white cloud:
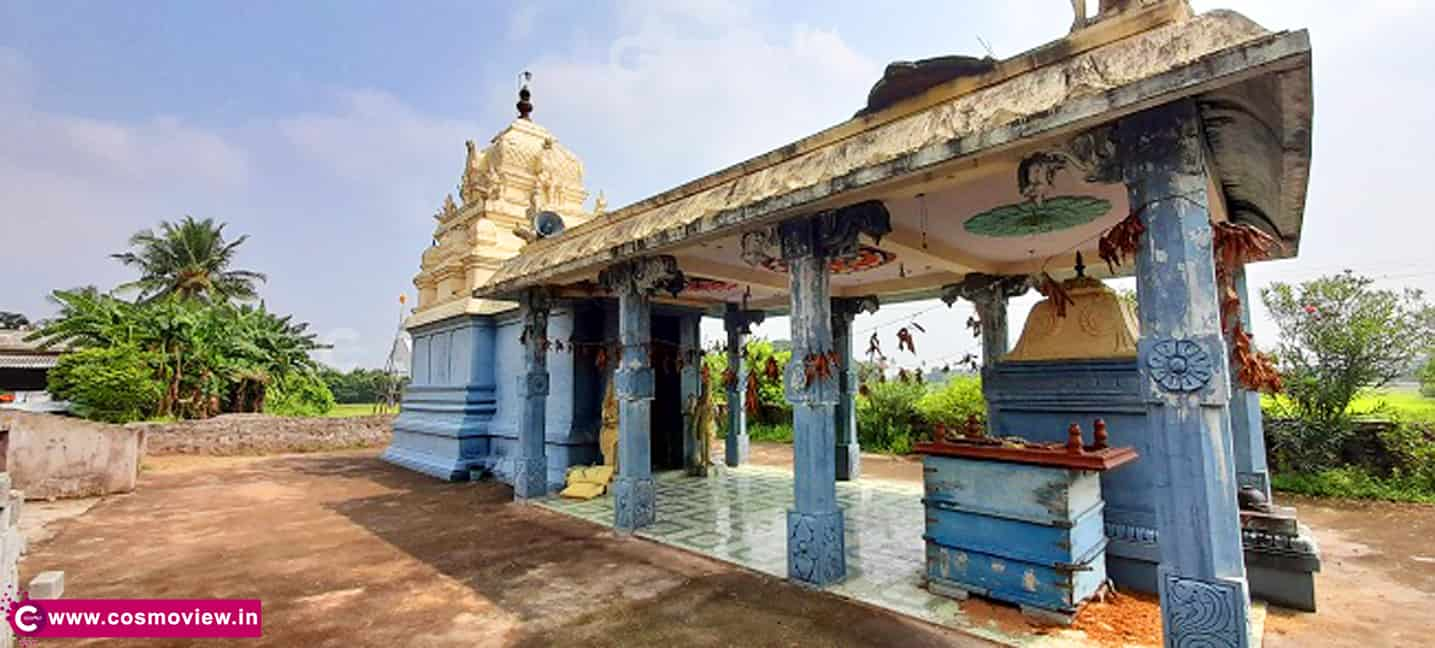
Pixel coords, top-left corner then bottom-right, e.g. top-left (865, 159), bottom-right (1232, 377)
top-left (0, 49), bottom-right (251, 314)
top-left (512, 2), bottom-right (879, 205)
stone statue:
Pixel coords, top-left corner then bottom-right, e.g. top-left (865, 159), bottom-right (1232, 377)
top-left (483, 164), bottom-right (503, 201)
top-left (460, 140), bottom-right (482, 204)
top-left (513, 189), bottom-right (541, 243)
top-left (686, 369), bottom-right (716, 477)
top-left (535, 139), bottom-right (560, 205)
top-left (593, 191), bottom-right (607, 217)
top-left (600, 375), bottom-right (619, 468)
top-left (1071, 0), bottom-right (1144, 32)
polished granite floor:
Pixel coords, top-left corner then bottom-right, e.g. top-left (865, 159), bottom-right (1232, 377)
top-left (537, 463), bottom-right (1266, 647)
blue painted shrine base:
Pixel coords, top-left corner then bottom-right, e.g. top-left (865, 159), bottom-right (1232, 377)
top-left (385, 309), bottom-right (603, 490)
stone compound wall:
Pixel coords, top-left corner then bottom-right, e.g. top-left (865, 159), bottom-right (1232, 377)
top-left (0, 412), bottom-right (144, 500)
top-left (134, 414), bottom-right (394, 456)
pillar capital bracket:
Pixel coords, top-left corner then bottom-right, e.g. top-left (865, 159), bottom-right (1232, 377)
top-left (940, 273), bottom-right (1030, 308)
top-left (599, 255), bottom-right (686, 297)
top-left (831, 295), bottom-right (878, 336)
top-left (777, 200), bottom-right (892, 262)
top-left (722, 305), bottom-right (766, 335)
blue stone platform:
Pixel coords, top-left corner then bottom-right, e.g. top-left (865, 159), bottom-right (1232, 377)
top-left (385, 307), bottom-right (604, 490)
top-left (535, 463), bottom-right (1266, 647)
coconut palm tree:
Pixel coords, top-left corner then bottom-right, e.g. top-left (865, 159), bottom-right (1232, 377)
top-left (112, 216), bottom-right (266, 303)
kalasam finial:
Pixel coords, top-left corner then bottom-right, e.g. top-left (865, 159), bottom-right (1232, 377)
top-left (517, 71), bottom-right (533, 120)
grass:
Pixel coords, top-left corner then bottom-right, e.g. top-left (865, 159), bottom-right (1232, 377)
top-left (1348, 386), bottom-right (1435, 421)
top-left (325, 402), bottom-right (387, 418)
top-left (1262, 385), bottom-right (1435, 422)
top-left (1272, 467), bottom-right (1435, 504)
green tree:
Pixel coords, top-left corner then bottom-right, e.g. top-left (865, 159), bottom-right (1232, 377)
top-left (29, 290), bottom-right (328, 421)
top-left (47, 345), bottom-right (164, 423)
top-left (1262, 271), bottom-right (1434, 427)
top-left (855, 380), bottom-right (927, 454)
top-left (112, 216), bottom-right (267, 303)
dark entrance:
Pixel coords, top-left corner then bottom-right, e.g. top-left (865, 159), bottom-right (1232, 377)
top-left (650, 314), bottom-right (684, 471)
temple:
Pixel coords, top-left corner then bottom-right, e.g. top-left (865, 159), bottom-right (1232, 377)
top-left (386, 1), bottom-right (1318, 643)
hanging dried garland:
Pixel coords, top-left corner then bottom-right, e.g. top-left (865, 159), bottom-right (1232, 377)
top-left (896, 327), bottom-right (917, 354)
top-left (1098, 209), bottom-right (1146, 274)
top-left (1036, 272), bottom-right (1076, 317)
top-left (801, 351), bottom-right (841, 388)
top-left (866, 332), bottom-right (884, 361)
top-left (1211, 220), bottom-right (1283, 393)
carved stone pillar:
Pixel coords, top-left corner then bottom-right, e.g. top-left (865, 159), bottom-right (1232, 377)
top-left (831, 296), bottom-right (878, 481)
top-left (941, 274), bottom-right (1029, 434)
top-left (599, 256), bottom-right (685, 532)
top-left (513, 288), bottom-right (551, 499)
top-left (1226, 266), bottom-right (1271, 500)
top-left (722, 305), bottom-right (764, 467)
top-left (1120, 101), bottom-right (1251, 647)
top-left (778, 201), bottom-right (891, 587)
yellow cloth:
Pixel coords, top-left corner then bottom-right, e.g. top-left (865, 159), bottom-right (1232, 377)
top-left (560, 464), bottom-right (616, 500)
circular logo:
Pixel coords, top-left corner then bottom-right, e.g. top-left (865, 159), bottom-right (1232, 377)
top-left (10, 598), bottom-right (47, 636)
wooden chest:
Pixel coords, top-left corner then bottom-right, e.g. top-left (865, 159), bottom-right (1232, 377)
top-left (921, 452), bottom-right (1112, 616)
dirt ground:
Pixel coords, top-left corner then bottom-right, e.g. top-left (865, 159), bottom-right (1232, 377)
top-left (22, 450), bottom-right (994, 647)
top-left (20, 445), bottom-right (1435, 647)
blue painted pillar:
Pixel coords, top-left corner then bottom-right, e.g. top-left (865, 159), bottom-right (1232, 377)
top-left (513, 288), bottom-right (551, 499)
top-left (778, 201), bottom-right (890, 587)
top-left (722, 305), bottom-right (764, 467)
top-left (1228, 266), bottom-right (1271, 499)
top-left (599, 256), bottom-right (686, 532)
top-left (940, 274), bottom-right (1029, 434)
top-left (1120, 101), bottom-right (1251, 647)
top-left (831, 296), bottom-right (878, 481)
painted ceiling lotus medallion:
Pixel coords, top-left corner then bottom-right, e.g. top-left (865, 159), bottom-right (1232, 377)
top-left (761, 246), bottom-right (896, 275)
top-left (964, 196), bottom-right (1111, 238)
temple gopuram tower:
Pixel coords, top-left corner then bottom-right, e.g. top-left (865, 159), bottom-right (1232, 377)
top-left (409, 94), bottom-right (595, 326)
top-left (388, 85), bottom-right (610, 485)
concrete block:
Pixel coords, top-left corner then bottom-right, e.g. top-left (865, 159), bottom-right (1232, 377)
top-left (28, 571), bottom-right (63, 599)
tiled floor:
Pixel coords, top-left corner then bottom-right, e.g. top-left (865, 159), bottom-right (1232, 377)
top-left (538, 463), bottom-right (1266, 647)
top-left (539, 464), bottom-right (1040, 646)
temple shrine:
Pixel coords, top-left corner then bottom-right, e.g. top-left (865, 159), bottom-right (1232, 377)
top-left (386, 2), bottom-right (1318, 644)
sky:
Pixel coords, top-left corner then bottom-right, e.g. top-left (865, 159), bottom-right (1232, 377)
top-left (2, 0), bottom-right (1432, 371)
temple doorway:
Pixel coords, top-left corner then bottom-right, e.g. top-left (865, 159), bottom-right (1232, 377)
top-left (649, 314), bottom-right (685, 471)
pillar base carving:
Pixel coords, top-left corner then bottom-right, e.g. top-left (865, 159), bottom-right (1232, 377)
top-left (614, 476), bottom-right (656, 531)
top-left (787, 509), bottom-right (846, 587)
top-left (512, 456), bottom-right (549, 499)
top-left (1158, 571), bottom-right (1252, 648)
